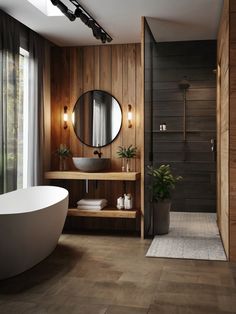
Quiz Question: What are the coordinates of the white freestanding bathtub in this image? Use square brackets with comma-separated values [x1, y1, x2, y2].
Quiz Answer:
[0, 186, 68, 280]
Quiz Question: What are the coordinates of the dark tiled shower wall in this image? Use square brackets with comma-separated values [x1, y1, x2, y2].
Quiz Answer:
[153, 40, 216, 213]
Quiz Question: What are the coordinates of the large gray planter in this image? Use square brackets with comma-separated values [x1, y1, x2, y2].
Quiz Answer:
[153, 200, 171, 235]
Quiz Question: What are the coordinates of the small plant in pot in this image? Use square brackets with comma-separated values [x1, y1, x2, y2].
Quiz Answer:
[55, 144, 72, 171]
[117, 145, 137, 172]
[147, 164, 182, 235]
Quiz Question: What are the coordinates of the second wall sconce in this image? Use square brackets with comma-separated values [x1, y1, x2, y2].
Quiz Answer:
[128, 104, 133, 128]
[63, 106, 68, 129]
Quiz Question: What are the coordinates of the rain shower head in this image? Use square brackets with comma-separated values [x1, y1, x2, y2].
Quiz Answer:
[179, 77, 190, 90]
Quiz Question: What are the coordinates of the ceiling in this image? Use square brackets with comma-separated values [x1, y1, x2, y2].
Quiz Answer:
[0, 0, 223, 46]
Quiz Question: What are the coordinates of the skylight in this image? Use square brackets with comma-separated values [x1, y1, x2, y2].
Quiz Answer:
[27, 0, 63, 16]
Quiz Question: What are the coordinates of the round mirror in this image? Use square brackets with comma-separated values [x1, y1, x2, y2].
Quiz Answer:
[72, 90, 122, 147]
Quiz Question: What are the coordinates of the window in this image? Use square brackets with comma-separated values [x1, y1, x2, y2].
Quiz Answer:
[18, 47, 29, 188]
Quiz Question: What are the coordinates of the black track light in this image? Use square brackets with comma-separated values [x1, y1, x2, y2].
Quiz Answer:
[51, 0, 75, 21]
[106, 36, 112, 43]
[87, 19, 95, 29]
[65, 10, 76, 21]
[100, 32, 107, 44]
[92, 25, 102, 40]
[51, 0, 113, 43]
[74, 7, 82, 18]
[80, 12, 90, 26]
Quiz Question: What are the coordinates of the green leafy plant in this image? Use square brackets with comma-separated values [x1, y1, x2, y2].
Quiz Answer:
[147, 164, 182, 201]
[117, 145, 137, 159]
[55, 144, 72, 159]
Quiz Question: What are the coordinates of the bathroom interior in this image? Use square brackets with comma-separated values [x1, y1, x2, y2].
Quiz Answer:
[1, 0, 236, 312]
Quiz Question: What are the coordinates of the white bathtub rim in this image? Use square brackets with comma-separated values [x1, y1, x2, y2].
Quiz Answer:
[0, 185, 68, 215]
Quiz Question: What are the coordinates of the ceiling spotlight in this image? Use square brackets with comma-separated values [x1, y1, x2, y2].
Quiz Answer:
[106, 36, 112, 43]
[92, 25, 102, 40]
[80, 12, 90, 26]
[74, 7, 82, 17]
[87, 19, 95, 29]
[65, 10, 76, 21]
[100, 32, 107, 44]
[51, 0, 75, 21]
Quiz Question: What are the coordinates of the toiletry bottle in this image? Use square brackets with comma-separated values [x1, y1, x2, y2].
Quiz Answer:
[117, 196, 124, 209]
[117, 197, 121, 209]
[160, 124, 163, 131]
[126, 194, 133, 209]
[124, 194, 129, 210]
[163, 123, 167, 131]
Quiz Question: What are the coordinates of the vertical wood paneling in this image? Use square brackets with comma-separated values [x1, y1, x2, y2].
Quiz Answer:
[217, 0, 236, 260]
[51, 44, 141, 233]
[69, 48, 84, 158]
[218, 0, 229, 258]
[110, 45, 124, 222]
[229, 0, 236, 261]
[82, 46, 95, 158]
[111, 45, 123, 171]
[99, 45, 112, 159]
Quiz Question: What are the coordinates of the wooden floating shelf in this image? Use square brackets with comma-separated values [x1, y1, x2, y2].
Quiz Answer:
[68, 208, 138, 219]
[45, 171, 141, 181]
[187, 130, 215, 133]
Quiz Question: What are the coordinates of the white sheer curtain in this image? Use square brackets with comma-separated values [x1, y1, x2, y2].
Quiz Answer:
[92, 99, 107, 147]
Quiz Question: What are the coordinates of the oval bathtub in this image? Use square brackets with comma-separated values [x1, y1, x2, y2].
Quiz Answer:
[0, 186, 68, 280]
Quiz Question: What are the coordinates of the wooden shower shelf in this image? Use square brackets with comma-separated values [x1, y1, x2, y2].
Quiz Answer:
[153, 130, 183, 133]
[67, 208, 138, 219]
[45, 171, 140, 181]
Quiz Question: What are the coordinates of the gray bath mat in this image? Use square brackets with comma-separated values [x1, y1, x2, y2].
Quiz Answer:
[146, 212, 227, 261]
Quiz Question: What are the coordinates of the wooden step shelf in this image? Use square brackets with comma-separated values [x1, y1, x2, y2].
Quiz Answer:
[68, 208, 138, 219]
[45, 171, 140, 181]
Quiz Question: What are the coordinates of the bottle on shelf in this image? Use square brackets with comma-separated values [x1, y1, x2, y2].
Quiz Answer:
[124, 193, 133, 210]
[117, 196, 124, 209]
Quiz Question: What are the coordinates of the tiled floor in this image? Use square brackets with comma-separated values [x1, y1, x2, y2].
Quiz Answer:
[0, 233, 236, 313]
[147, 212, 226, 260]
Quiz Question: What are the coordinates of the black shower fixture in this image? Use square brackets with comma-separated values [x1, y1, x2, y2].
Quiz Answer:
[50, 0, 112, 44]
[179, 77, 190, 90]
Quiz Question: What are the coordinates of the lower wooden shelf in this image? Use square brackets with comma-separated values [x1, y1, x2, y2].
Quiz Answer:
[67, 208, 138, 219]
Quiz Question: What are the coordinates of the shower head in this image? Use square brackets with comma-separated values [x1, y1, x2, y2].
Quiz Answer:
[179, 77, 190, 90]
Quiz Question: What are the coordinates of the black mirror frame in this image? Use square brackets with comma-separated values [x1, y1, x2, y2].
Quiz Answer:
[72, 90, 123, 148]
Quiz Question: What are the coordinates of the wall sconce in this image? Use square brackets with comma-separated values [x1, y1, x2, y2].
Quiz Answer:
[128, 104, 132, 128]
[63, 106, 68, 129]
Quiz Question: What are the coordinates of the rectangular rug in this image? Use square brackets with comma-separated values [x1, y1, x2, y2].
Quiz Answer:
[146, 212, 227, 261]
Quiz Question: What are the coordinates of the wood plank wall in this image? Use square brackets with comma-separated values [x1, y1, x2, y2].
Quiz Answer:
[217, 0, 229, 258]
[229, 0, 236, 261]
[217, 0, 236, 261]
[154, 41, 217, 214]
[50, 44, 142, 233]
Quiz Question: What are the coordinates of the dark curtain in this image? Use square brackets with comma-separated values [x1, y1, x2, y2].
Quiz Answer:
[27, 31, 45, 186]
[0, 10, 48, 193]
[0, 11, 20, 193]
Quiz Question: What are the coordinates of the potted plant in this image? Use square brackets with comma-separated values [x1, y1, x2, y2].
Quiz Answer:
[117, 145, 137, 172]
[55, 144, 72, 171]
[147, 164, 182, 235]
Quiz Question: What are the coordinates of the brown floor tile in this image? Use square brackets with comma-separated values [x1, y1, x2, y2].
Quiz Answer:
[106, 305, 148, 314]
[0, 234, 236, 313]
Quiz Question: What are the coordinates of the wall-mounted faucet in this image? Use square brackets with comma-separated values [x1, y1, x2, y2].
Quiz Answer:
[94, 150, 102, 158]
